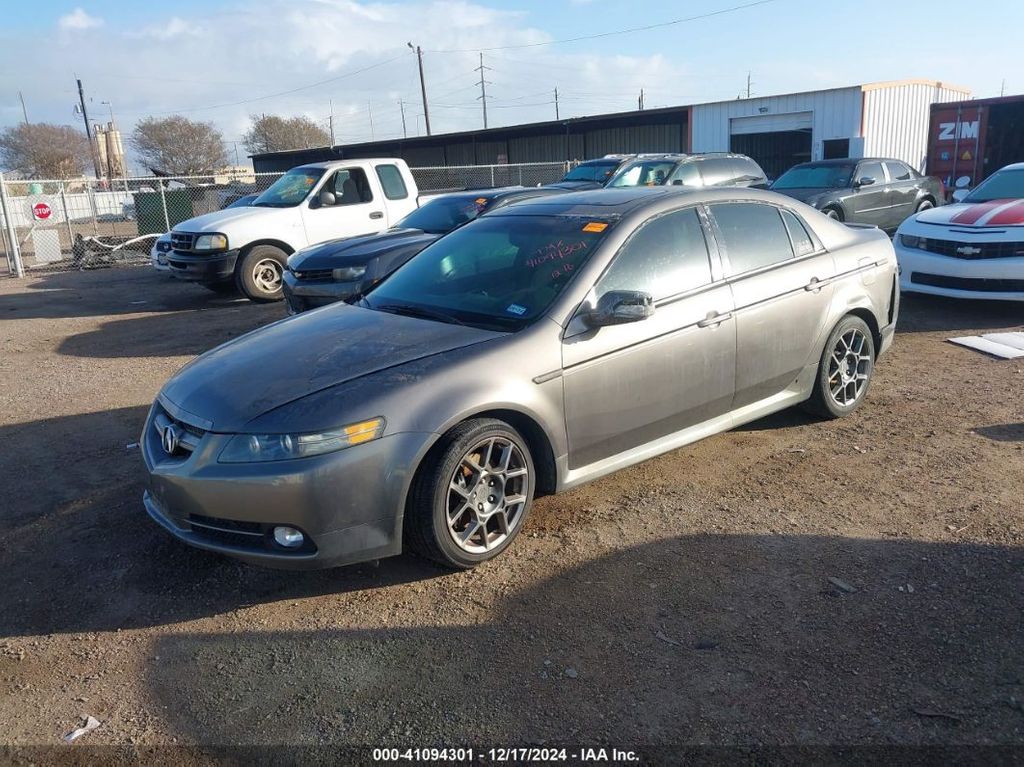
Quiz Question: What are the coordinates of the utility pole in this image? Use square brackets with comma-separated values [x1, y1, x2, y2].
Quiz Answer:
[1000, 79, 1006, 97]
[746, 71, 753, 99]
[76, 78, 102, 179]
[399, 100, 408, 139]
[554, 87, 559, 120]
[408, 42, 431, 136]
[475, 52, 492, 130]
[329, 99, 335, 145]
[368, 100, 375, 141]
[18, 91, 28, 124]
[638, 88, 645, 111]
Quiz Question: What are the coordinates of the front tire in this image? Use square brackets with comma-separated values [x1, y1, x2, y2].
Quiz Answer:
[235, 245, 287, 302]
[916, 198, 935, 213]
[823, 207, 843, 221]
[803, 315, 875, 419]
[406, 418, 535, 569]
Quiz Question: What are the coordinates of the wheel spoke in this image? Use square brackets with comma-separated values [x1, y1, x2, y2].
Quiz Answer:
[505, 467, 528, 479]
[449, 480, 471, 499]
[459, 518, 482, 547]
[495, 509, 510, 535]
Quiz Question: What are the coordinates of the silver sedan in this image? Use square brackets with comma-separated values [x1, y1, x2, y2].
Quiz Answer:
[142, 187, 898, 569]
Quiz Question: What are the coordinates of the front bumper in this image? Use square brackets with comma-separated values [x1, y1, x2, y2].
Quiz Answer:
[141, 400, 433, 569]
[282, 270, 362, 314]
[895, 243, 1024, 302]
[167, 249, 239, 283]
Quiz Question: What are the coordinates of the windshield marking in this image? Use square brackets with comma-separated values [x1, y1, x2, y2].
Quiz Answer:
[525, 240, 589, 269]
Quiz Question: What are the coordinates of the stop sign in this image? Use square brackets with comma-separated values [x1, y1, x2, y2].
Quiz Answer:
[32, 202, 52, 221]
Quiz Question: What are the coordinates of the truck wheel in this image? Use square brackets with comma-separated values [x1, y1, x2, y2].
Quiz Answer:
[236, 245, 287, 302]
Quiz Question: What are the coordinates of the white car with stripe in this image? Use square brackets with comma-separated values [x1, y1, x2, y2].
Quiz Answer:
[894, 163, 1024, 301]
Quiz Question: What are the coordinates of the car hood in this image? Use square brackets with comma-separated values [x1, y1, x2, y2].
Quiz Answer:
[914, 198, 1024, 228]
[771, 187, 834, 204]
[288, 229, 440, 270]
[173, 204, 291, 234]
[159, 304, 502, 432]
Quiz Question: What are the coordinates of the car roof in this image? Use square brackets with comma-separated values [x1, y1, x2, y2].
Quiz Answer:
[790, 158, 904, 167]
[430, 186, 559, 204]
[292, 159, 404, 171]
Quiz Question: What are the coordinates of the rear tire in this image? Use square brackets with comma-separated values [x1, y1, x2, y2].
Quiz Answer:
[405, 418, 535, 569]
[823, 207, 843, 221]
[916, 199, 935, 213]
[235, 245, 287, 302]
[803, 315, 875, 419]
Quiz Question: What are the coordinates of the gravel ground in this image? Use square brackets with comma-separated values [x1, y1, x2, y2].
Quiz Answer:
[0, 267, 1022, 752]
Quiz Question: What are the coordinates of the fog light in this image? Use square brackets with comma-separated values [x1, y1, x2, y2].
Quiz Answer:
[273, 526, 304, 548]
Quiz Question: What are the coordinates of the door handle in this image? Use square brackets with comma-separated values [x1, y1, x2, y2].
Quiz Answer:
[697, 311, 732, 328]
[804, 277, 823, 292]
[369, 211, 384, 220]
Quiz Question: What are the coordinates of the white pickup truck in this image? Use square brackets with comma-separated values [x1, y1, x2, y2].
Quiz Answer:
[165, 159, 419, 301]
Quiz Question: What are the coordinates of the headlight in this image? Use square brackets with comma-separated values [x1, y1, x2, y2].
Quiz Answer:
[899, 234, 926, 249]
[194, 233, 228, 251]
[332, 265, 367, 282]
[218, 417, 385, 463]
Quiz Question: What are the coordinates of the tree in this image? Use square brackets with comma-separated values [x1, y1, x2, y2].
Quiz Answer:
[243, 114, 330, 156]
[0, 123, 90, 179]
[131, 116, 227, 175]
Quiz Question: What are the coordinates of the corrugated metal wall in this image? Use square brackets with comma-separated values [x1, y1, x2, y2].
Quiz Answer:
[691, 87, 864, 159]
[862, 83, 972, 171]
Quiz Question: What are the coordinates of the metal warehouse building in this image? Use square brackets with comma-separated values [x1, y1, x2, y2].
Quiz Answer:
[252, 79, 970, 180]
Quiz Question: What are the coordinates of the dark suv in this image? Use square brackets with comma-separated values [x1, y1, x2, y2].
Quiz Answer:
[607, 153, 768, 190]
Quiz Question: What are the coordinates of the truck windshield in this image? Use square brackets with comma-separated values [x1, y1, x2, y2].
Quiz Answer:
[607, 161, 677, 188]
[394, 195, 488, 235]
[253, 168, 324, 207]
[964, 168, 1024, 202]
[365, 214, 613, 331]
[773, 164, 855, 189]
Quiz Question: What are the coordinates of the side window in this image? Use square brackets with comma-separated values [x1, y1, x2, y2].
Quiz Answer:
[884, 161, 912, 181]
[780, 209, 818, 257]
[597, 207, 712, 301]
[710, 203, 794, 275]
[699, 159, 732, 186]
[856, 161, 886, 186]
[669, 162, 702, 187]
[376, 164, 409, 200]
[330, 168, 373, 206]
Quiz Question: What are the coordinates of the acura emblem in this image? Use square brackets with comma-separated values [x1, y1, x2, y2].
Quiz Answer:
[956, 245, 981, 256]
[161, 423, 182, 455]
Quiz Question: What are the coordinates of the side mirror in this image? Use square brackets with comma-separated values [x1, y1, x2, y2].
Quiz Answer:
[855, 176, 875, 188]
[585, 290, 655, 328]
[318, 189, 336, 207]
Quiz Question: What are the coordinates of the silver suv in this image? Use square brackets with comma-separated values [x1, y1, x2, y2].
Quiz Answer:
[609, 153, 768, 190]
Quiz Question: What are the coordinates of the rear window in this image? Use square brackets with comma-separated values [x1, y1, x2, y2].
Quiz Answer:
[772, 164, 854, 190]
[608, 161, 677, 188]
[884, 162, 913, 181]
[376, 164, 409, 200]
[710, 203, 794, 275]
[394, 195, 486, 234]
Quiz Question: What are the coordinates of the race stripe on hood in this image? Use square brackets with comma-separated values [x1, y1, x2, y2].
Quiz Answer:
[948, 199, 1015, 225]
[985, 199, 1024, 226]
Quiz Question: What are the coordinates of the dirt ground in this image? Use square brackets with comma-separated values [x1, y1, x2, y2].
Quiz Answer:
[0, 267, 1022, 753]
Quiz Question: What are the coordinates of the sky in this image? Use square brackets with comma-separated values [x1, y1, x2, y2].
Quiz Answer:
[0, 0, 1019, 170]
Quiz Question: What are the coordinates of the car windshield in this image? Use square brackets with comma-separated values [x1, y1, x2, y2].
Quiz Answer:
[563, 162, 618, 183]
[394, 195, 488, 235]
[607, 161, 678, 188]
[365, 215, 613, 331]
[964, 168, 1024, 202]
[253, 168, 324, 207]
[772, 164, 855, 189]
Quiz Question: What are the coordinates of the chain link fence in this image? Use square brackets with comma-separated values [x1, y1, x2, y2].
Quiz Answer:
[0, 162, 569, 277]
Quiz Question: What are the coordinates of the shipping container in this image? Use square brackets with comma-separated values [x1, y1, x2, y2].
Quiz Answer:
[926, 94, 1024, 196]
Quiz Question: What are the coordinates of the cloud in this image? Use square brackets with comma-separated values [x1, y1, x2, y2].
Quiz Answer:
[57, 8, 104, 31]
[131, 17, 202, 40]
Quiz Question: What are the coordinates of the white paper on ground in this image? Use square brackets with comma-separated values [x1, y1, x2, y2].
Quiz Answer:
[948, 332, 1024, 359]
[63, 715, 101, 743]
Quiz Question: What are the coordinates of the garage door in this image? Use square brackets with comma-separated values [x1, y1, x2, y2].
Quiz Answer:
[729, 112, 813, 135]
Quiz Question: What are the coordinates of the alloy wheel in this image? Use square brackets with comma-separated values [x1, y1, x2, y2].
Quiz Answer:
[446, 437, 529, 554]
[827, 328, 872, 407]
[252, 258, 283, 293]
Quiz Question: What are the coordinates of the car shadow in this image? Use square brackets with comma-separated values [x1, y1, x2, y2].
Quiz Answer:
[142, 534, 1024, 746]
[897, 293, 1023, 334]
[0, 406, 445, 639]
[973, 423, 1024, 443]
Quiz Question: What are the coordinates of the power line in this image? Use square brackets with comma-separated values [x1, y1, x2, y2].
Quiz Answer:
[426, 0, 780, 52]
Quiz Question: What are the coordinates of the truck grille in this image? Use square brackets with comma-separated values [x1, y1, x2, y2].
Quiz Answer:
[911, 272, 1024, 293]
[920, 238, 1024, 260]
[170, 232, 195, 252]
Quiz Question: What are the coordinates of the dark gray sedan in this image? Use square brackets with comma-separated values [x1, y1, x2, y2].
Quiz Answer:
[142, 187, 898, 570]
[772, 158, 944, 232]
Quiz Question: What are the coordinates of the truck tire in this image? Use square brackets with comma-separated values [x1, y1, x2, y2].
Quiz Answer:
[235, 245, 287, 302]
